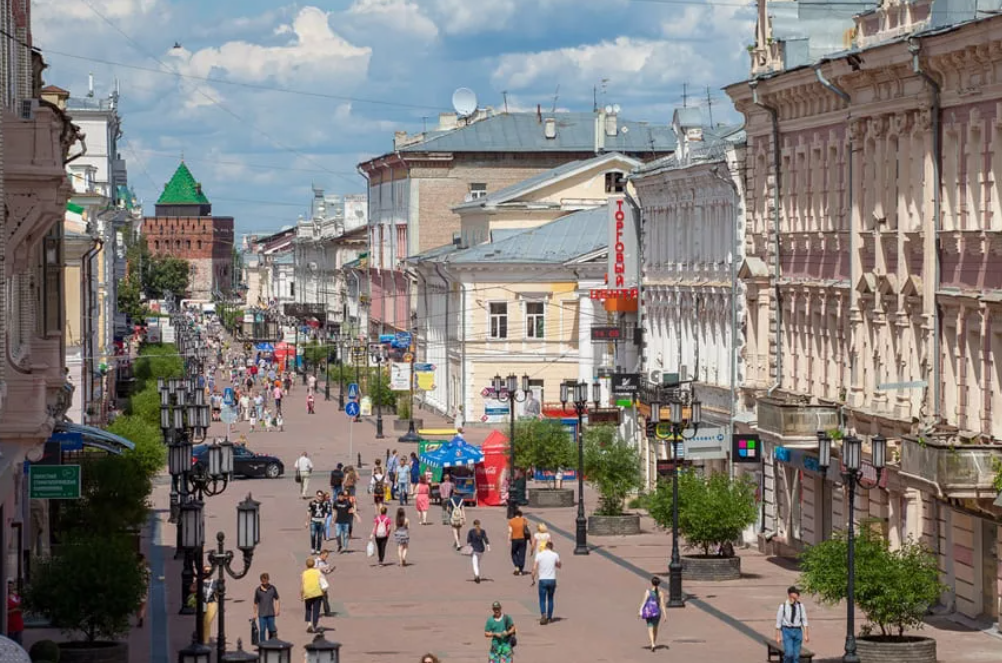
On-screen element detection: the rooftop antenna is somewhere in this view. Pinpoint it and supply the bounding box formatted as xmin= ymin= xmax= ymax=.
xmin=502 ymin=90 xmax=509 ymax=114
xmin=551 ymin=84 xmax=560 ymax=113
xmin=87 ymin=73 xmax=94 ymax=98
xmin=452 ymin=87 xmax=478 ymax=118
xmin=706 ymin=86 xmax=714 ymax=126
xmin=682 ymin=82 xmax=688 ymax=108
xmin=593 ymin=85 xmax=598 ymax=112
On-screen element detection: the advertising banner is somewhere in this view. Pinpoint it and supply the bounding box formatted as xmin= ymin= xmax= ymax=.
xmin=414 ymin=363 xmax=435 ymax=391
xmin=389 ymin=363 xmax=412 ymax=391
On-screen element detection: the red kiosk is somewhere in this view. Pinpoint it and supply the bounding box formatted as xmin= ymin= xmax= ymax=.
xmin=477 ymin=430 xmax=510 ymax=507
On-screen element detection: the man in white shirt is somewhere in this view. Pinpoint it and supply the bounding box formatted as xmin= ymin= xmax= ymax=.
xmin=294 ymin=452 xmax=314 ymax=498
xmin=775 ymin=586 xmax=810 ymax=663
xmin=532 ymin=541 xmax=562 ymax=625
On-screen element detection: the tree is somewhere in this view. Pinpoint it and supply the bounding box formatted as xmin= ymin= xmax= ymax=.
xmin=109 ymin=414 xmax=166 ymax=480
xmin=116 ymin=273 xmax=147 ymax=322
xmin=583 ymin=424 xmax=644 ymax=516
xmin=58 ymin=455 xmax=151 ymax=537
xmin=799 ymin=520 xmax=944 ymax=638
xmin=25 ymin=535 xmax=146 ymax=643
xmin=146 ymin=255 xmax=191 ymax=300
xmin=513 ymin=418 xmax=575 ymax=486
xmin=649 ymin=470 xmax=757 ymax=556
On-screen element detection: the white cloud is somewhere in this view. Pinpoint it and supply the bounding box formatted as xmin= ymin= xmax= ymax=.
xmin=34 ymin=0 xmax=159 ymax=22
xmin=431 ymin=0 xmax=517 ymax=34
xmin=348 ymin=0 xmax=439 ymax=40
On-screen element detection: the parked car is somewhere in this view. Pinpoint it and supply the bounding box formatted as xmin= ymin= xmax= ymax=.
xmin=192 ymin=444 xmax=284 ymax=479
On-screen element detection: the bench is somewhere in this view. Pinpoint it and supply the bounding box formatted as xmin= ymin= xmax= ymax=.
xmin=761 ymin=636 xmax=814 ymax=662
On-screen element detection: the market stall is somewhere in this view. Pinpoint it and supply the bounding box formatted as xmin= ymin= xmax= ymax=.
xmin=478 ymin=430 xmax=509 ymax=507
xmin=420 ymin=434 xmax=483 ymax=506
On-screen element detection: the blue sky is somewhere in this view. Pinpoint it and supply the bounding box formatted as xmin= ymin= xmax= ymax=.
xmin=34 ymin=0 xmax=755 ymax=237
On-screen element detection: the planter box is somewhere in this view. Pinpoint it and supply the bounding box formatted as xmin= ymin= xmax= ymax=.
xmin=856 ymin=636 xmax=936 ymax=663
xmin=588 ymin=513 xmax=641 ymax=536
xmin=681 ymin=554 xmax=741 ymax=581
xmin=58 ymin=641 xmax=129 ymax=663
xmin=528 ymin=487 xmax=575 ymax=508
xmin=393 ymin=418 xmax=424 ymax=432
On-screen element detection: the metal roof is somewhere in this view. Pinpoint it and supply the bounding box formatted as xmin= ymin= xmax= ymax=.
xmin=398 ymin=112 xmax=676 ymax=154
xmin=447 ymin=205 xmax=608 ymax=265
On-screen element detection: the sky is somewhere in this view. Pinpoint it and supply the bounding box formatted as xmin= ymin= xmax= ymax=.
xmin=34 ymin=0 xmax=757 ymax=238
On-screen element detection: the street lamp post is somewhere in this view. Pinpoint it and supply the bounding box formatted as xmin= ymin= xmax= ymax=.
xmin=561 ymin=380 xmax=599 ymax=555
xmin=817 ymin=432 xmax=887 ymax=663
xmin=206 ymin=495 xmax=261 ymax=662
xmin=337 ymin=338 xmax=346 ymax=411
xmin=493 ymin=373 xmax=530 ymax=518
xmin=398 ymin=316 xmax=421 ymax=444
xmin=325 ymin=334 xmax=335 ymax=402
xmin=371 ymin=345 xmax=387 ymax=439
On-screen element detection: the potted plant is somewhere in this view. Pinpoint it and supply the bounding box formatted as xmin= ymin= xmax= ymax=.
xmin=799 ymin=520 xmax=943 ymax=663
xmin=24 ymin=535 xmax=147 ymax=663
xmin=393 ymin=395 xmax=423 ymax=432
xmin=583 ymin=424 xmax=644 ymax=535
xmin=649 ymin=470 xmax=757 ymax=580
xmin=514 ymin=418 xmax=576 ymax=507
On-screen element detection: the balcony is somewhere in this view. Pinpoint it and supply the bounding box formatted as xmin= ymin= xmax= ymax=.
xmin=756 ymin=397 xmax=840 ymax=446
xmin=899 ymin=437 xmax=1002 ymax=500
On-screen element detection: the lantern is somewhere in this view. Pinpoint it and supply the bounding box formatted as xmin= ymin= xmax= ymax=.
xmin=304 ymin=633 xmax=341 ymax=663
xmin=843 ymin=436 xmax=862 ymax=471
xmin=237 ymin=493 xmax=261 ymax=551
xmin=178 ymin=499 xmax=205 ymax=550
xmin=871 ymin=435 xmax=887 ymax=470
xmin=257 ymin=638 xmax=293 ymax=663
xmin=817 ymin=431 xmax=832 ymax=472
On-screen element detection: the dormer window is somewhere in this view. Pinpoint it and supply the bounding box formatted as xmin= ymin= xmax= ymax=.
xmin=605 ymin=172 xmax=625 ymax=193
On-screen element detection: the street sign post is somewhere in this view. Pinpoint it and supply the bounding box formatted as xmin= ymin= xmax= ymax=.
xmin=345 ymin=400 xmax=360 ymax=464
xmin=345 ymin=401 xmax=360 ymax=418
xmin=29 ymin=465 xmax=81 ymax=499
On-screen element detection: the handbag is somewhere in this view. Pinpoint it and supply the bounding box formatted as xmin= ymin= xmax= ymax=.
xmin=295 ymin=469 xmax=302 ymax=484
xmin=319 ymin=575 xmax=329 ymax=592
xmin=640 ymin=590 xmax=662 ymax=620
xmin=522 ymin=518 xmax=531 ymax=541
xmin=505 ymin=614 xmax=517 ymax=648
xmin=366 ymin=540 xmax=375 ymax=557
xmin=459 ymin=544 xmax=474 ymax=556
xmin=250 ymin=618 xmax=260 ymax=646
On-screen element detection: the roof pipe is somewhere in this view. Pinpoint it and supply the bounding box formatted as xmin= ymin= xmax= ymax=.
xmin=750 ymin=80 xmax=783 ymax=397
xmin=813 ymin=64 xmax=854 ymax=408
xmin=909 ymin=38 xmax=942 ymax=422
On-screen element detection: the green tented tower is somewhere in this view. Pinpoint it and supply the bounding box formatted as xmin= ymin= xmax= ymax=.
xmin=155 ymin=161 xmax=212 ymax=217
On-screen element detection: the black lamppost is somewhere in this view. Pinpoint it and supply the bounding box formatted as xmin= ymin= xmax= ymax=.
xmin=337 ymin=337 xmax=347 ymax=411
xmin=817 ymin=432 xmax=887 ymax=663
xmin=325 ymin=334 xmax=335 ymax=402
xmin=493 ymin=373 xmax=530 ymax=518
xmin=398 ymin=315 xmax=421 ymax=444
xmin=371 ymin=344 xmax=387 ymax=439
xmin=651 ymin=392 xmax=701 ymax=608
xmin=561 ymin=380 xmax=600 ymax=555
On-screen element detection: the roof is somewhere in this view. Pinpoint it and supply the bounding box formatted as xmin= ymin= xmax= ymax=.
xmin=454 ymin=152 xmax=641 ymax=211
xmin=397 ymin=112 xmax=676 ymax=154
xmin=674 ymin=108 xmax=703 ymax=128
xmin=54 ymin=421 xmax=136 ymax=453
xmin=41 ymin=85 xmax=70 ymax=95
xmin=446 ymin=205 xmax=608 ymax=265
xmin=633 ymin=124 xmax=745 ymax=177
xmin=157 ymin=162 xmax=210 ymax=205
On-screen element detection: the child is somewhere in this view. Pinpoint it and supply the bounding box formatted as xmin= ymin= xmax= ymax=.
xmin=307 ymin=392 xmax=316 ymax=415
xmin=275 ymin=412 xmax=284 ymax=432
xmin=263 ymin=409 xmax=273 ymax=433
xmin=248 ymin=410 xmax=257 ymax=433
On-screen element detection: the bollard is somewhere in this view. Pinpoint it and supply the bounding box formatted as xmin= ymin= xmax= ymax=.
xmin=358 ymin=452 xmax=362 ymax=468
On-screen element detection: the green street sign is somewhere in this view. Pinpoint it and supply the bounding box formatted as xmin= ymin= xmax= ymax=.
xmin=29 ymin=464 xmax=81 ymax=500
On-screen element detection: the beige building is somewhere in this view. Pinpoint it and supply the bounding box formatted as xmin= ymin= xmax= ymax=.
xmin=728 ymin=0 xmax=1002 ymax=625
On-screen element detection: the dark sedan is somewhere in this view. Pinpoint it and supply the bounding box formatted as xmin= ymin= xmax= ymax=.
xmin=192 ymin=444 xmax=284 ymax=479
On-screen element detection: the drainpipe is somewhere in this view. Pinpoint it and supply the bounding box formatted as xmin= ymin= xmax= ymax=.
xmin=909 ymin=39 xmax=942 ymax=422
xmin=813 ymin=64 xmax=854 ymax=409
xmin=433 ymin=262 xmax=452 ymax=416
xmin=750 ymin=81 xmax=783 ymax=396
xmin=82 ymin=238 xmax=103 ymax=424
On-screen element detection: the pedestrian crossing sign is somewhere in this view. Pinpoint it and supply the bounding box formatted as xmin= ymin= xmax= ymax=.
xmin=348 ymin=383 xmax=360 ymax=401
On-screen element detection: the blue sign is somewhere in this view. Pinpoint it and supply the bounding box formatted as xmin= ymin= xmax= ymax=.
xmin=223 ymin=387 xmax=235 ymax=406
xmin=347 ymin=383 xmax=360 ymax=401
xmin=379 ymin=334 xmax=395 ymax=344
xmin=49 ymin=432 xmax=83 ymax=452
xmin=345 ymin=401 xmax=360 ymax=418
xmin=392 ymin=332 xmax=413 ymax=349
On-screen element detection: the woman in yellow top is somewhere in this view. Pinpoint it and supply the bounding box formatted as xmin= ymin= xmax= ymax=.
xmin=300 ymin=557 xmax=325 ymax=633
xmin=532 ymin=522 xmax=552 ymax=555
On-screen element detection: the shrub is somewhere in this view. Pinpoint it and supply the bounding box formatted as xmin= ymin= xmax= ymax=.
xmin=397 ymin=396 xmax=412 ymax=421
xmin=799 ymin=520 xmax=945 ymax=637
xmin=25 ymin=535 xmax=146 ymax=643
xmin=583 ymin=424 xmax=643 ymax=516
xmin=513 ymin=418 xmax=575 ymax=485
xmin=59 ymin=455 xmax=151 ymax=537
xmin=28 ymin=640 xmax=60 ymax=662
xmin=108 ymin=414 xmax=166 ymax=480
xmin=649 ymin=470 xmax=757 ymax=556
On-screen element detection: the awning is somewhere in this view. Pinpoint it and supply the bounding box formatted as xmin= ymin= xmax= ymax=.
xmin=54 ymin=421 xmax=136 ymax=453
xmin=420 ymin=436 xmax=484 ymax=468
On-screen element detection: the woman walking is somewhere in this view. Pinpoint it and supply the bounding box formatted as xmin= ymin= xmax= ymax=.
xmin=300 ymin=557 xmax=325 ymax=633
xmin=409 ymin=452 xmax=420 ymax=496
xmin=638 ymin=576 xmax=668 ymax=651
xmin=448 ymin=492 xmax=465 ymax=549
xmin=396 ymin=456 xmax=411 ymax=505
xmin=414 ymin=475 xmax=431 ymax=525
xmin=532 ymin=523 xmax=551 ymax=557
xmin=467 ymin=519 xmax=491 ymax=583
xmin=370 ymin=466 xmax=387 ymax=509
xmin=370 ymin=505 xmax=392 ymax=566
xmin=394 ymin=507 xmax=411 ymax=566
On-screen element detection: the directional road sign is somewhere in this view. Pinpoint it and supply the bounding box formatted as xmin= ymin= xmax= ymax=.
xmin=29 ymin=465 xmax=81 ymax=499
xmin=347 ymin=383 xmax=360 ymax=401
xmin=345 ymin=401 xmax=360 ymax=418
xmin=220 ymin=406 xmax=239 ymax=425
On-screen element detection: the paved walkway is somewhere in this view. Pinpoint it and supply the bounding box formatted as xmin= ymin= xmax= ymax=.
xmin=28 ymin=373 xmax=1002 ymax=662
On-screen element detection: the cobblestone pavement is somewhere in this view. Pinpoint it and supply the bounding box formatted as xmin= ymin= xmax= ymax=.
xmin=28 ymin=374 xmax=1002 ymax=663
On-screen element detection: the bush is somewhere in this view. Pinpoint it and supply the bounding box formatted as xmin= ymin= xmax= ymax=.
xmin=108 ymin=414 xmax=166 ymax=479
xmin=628 ymin=492 xmax=652 ymax=510
xmin=134 ymin=343 xmax=183 ymax=391
xmin=397 ymin=396 xmax=412 ymax=421
xmin=583 ymin=424 xmax=643 ymax=516
xmin=25 ymin=535 xmax=146 ymax=643
xmin=28 ymin=640 xmax=60 ymax=662
xmin=799 ymin=520 xmax=945 ymax=637
xmin=59 ymin=455 xmax=151 ymax=537
xmin=513 ymin=418 xmax=575 ymax=485
xmin=649 ymin=470 xmax=757 ymax=556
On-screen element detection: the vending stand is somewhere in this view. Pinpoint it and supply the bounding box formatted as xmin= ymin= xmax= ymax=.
xmin=419 ymin=435 xmax=484 ymax=506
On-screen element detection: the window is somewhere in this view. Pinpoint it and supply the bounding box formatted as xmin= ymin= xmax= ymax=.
xmin=526 ymin=301 xmax=545 ymax=338
xmin=469 ymin=183 xmax=488 ymax=200
xmin=489 ymin=302 xmax=508 ymax=339
xmin=38 ymin=227 xmax=63 ymax=337
xmin=605 ymin=172 xmax=625 ymax=193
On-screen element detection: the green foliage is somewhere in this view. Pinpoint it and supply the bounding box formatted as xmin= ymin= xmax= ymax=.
xmin=302 ymin=341 xmax=332 ymax=367
xmin=116 ymin=273 xmax=147 ymax=322
xmin=583 ymin=424 xmax=643 ymax=516
xmin=627 ymin=491 xmax=652 ymax=510
xmin=25 ymin=536 xmax=146 ymax=643
xmin=799 ymin=520 xmax=945 ymax=637
xmin=397 ymin=396 xmax=412 ymax=421
xmin=108 ymin=415 xmax=166 ymax=480
xmin=28 ymin=640 xmax=61 ymax=663
xmin=513 ymin=418 xmax=575 ymax=483
xmin=991 ymin=457 xmax=1002 ymax=493
xmin=219 ymin=305 xmax=243 ymax=332
xmin=59 ymin=455 xmax=151 ymax=537
xmin=145 ymin=255 xmax=191 ymax=301
xmin=134 ymin=344 xmax=183 ymax=391
xmin=649 ymin=470 xmax=757 ymax=556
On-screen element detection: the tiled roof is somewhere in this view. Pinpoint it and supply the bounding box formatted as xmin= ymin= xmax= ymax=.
xmin=398 ymin=112 xmax=675 ymax=154
xmin=157 ymin=162 xmax=210 ymax=205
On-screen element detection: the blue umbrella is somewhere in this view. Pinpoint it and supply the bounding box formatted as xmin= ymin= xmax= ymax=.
xmin=255 ymin=343 xmax=274 ymax=352
xmin=420 ymin=436 xmax=484 ymax=469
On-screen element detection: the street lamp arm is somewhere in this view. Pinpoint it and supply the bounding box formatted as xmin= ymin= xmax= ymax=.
xmin=679 ymin=424 xmax=701 ymax=441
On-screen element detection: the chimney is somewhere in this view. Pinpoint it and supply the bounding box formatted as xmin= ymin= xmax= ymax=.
xmin=605 ymin=111 xmax=618 ymax=137
xmin=537 ymin=104 xmax=542 ymax=123
xmin=594 ymin=106 xmax=607 ymax=153
xmin=393 ymin=131 xmax=407 ymax=148
xmin=439 ymin=112 xmax=458 ymax=131
xmin=544 ymin=117 xmax=556 ymax=140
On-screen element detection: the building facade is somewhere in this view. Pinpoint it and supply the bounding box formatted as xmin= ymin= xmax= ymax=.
xmin=143 ymin=162 xmax=235 ymax=300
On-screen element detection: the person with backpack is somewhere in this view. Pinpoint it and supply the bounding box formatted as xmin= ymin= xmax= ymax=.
xmin=449 ymin=491 xmax=465 ymax=549
xmin=638 ymin=575 xmax=668 ymax=651
xmin=330 ymin=463 xmax=345 ymax=498
xmin=370 ymin=467 xmax=387 ymax=508
xmin=484 ymin=601 xmax=516 ymax=663
xmin=370 ymin=505 xmax=393 ymax=566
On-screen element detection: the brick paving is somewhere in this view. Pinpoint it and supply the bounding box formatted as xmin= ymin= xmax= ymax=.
xmin=28 ymin=373 xmax=1002 ymax=663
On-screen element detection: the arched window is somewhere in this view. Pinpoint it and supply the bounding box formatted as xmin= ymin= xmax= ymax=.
xmin=175 ymin=240 xmax=181 ymax=250
xmin=154 ymin=240 xmax=159 ymax=250
xmin=197 ymin=240 xmax=202 ymax=250
xmin=186 ymin=240 xmax=191 ymax=250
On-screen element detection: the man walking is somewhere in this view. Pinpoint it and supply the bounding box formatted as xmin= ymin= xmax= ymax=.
xmin=295 ymin=452 xmax=314 ymax=498
xmin=532 ymin=541 xmax=561 ymax=625
xmin=253 ymin=573 xmax=280 ymax=641
xmin=507 ymin=509 xmax=529 ymax=575
xmin=330 ymin=463 xmax=345 ymax=498
xmin=306 ymin=491 xmax=329 ymax=554
xmin=775 ymin=586 xmax=809 ymax=663
xmin=439 ymin=473 xmax=454 ymax=525
xmin=331 ymin=491 xmax=359 ymax=553
xmin=387 ymin=450 xmax=400 ymax=500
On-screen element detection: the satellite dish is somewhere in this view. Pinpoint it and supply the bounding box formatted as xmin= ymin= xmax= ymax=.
xmin=452 ymin=88 xmax=478 ymax=117
xmin=604 ymin=104 xmax=614 ymax=114
xmin=649 ymin=370 xmax=662 ymax=383
xmin=613 ymin=103 xmax=621 ymax=114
